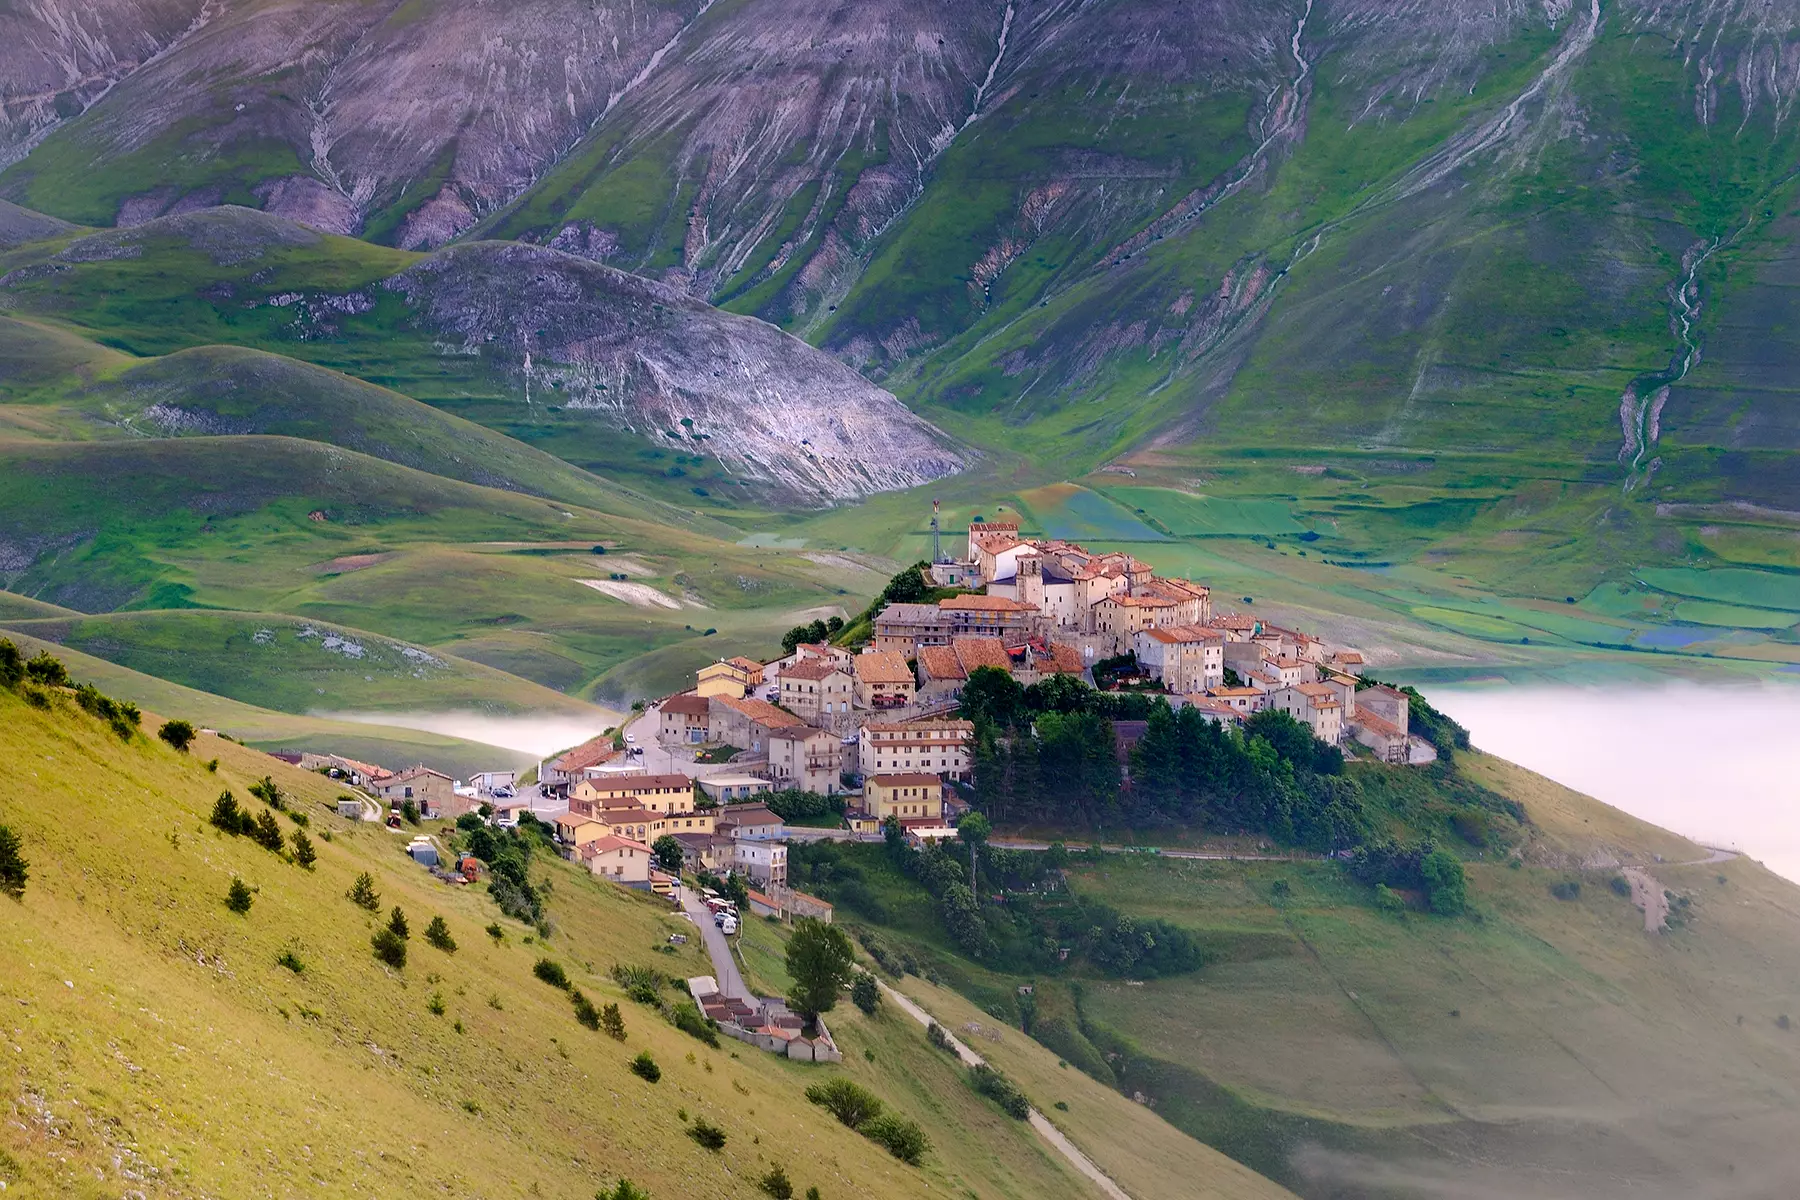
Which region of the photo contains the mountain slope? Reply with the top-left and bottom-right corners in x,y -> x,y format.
0,206 -> 966,503
2,679 -> 1280,1199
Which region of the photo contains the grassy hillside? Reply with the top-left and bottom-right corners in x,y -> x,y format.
788,749 -> 1800,1198
0,625 -> 548,777
0,676 -> 1292,1200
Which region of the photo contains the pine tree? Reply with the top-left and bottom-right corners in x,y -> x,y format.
291,830 -> 317,870
0,824 -> 28,899
424,915 -> 456,952
600,1002 -> 626,1041
225,878 -> 254,914
388,906 -> 410,940
210,791 -> 241,833
347,871 -> 380,910
253,809 -> 285,853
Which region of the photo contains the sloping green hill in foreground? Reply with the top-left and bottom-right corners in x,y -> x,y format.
792,759 -> 1800,1198
0,676 -> 1292,1200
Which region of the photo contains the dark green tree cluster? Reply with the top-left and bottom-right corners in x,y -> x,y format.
781,615 -> 847,655
784,918 -> 856,1034
761,788 -> 846,823
462,818 -> 550,923
210,791 -> 290,855
1345,841 -> 1468,915
72,683 -> 140,740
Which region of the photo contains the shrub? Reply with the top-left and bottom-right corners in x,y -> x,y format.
968,1064 -> 1030,1119
1610,875 -> 1633,898
24,651 -> 69,687
0,825 -> 27,899
758,1165 -> 793,1199
671,1000 -> 720,1047
850,972 -> 881,1016
486,922 -> 505,941
1374,884 -> 1406,915
401,799 -> 420,825
292,831 -> 317,870
927,1022 -> 955,1053
276,949 -> 304,973
629,1051 -> 661,1082
226,878 -> 254,914
599,1182 -> 651,1200
1550,879 -> 1582,901
371,927 -> 407,969
248,775 -> 285,810
284,808 -> 310,826
0,638 -> 20,688
1419,848 -> 1468,916
387,907 -> 410,940
534,958 -> 571,989
347,872 -> 381,910
427,991 -> 447,1016
425,915 -> 456,952
861,1112 -> 930,1164
686,1116 -> 726,1150
157,719 -> 197,751
612,963 -> 662,1004
572,990 -> 602,1030
805,1078 -> 883,1129
253,809 -> 285,853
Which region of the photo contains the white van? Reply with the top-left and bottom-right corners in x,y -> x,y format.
718,914 -> 739,936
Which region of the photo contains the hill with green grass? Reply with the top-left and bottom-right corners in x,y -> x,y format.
784,741 -> 1800,1199
0,657 -> 1295,1200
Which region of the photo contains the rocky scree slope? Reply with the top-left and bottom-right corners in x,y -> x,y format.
0,207 -> 964,502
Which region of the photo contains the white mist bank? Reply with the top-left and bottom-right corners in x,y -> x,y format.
1431,683 -> 1800,884
316,711 -> 618,760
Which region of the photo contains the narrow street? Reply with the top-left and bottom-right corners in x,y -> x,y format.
680,886 -> 754,1005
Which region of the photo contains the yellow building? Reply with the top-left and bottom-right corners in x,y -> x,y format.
696,659 -> 756,699
864,773 -> 944,822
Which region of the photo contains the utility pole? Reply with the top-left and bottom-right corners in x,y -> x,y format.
930,497 -> 944,564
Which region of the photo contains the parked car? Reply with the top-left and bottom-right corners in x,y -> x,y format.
625,732 -> 636,744
718,914 -> 739,935
491,785 -> 515,800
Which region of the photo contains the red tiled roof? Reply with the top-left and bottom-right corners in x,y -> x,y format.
1042,641 -> 1086,674
662,692 -> 711,715
713,696 -> 807,727
1352,709 -> 1404,739
582,835 -> 652,857
551,735 -> 623,773
1101,593 -> 1176,609
871,773 -> 943,788
953,636 -> 1012,673
854,651 -> 913,684
917,644 -> 966,680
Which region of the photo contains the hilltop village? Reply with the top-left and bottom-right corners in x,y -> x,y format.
532,521 -> 1423,895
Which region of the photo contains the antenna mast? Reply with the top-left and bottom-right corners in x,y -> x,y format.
930,498 -> 944,564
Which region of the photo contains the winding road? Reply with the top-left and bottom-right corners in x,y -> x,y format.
1624,847 -> 1738,933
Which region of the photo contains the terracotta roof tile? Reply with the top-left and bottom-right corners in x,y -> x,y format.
854,651 -> 913,684
953,636 -> 1012,673
939,594 -> 1038,613
917,644 -> 966,680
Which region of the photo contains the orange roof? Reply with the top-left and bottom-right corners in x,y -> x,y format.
1041,641 -> 1086,674
1209,686 -> 1261,697
1102,593 -> 1175,609
917,644 -> 966,680
1292,682 -> 1337,698
870,773 -> 943,788
726,656 -> 765,673
968,521 -> 1019,533
662,691 -> 711,715
854,651 -> 914,685
582,835 -> 652,857
768,724 -> 833,742
1210,613 -> 1258,630
587,773 -> 694,792
862,718 -> 974,733
1333,650 -> 1365,664
939,594 -> 1037,613
1145,576 -> 1211,601
1352,709 -> 1404,739
551,735 -> 622,773
714,695 -> 806,727
953,636 -> 1012,673
1141,624 -> 1222,644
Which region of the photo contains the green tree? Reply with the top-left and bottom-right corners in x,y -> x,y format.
0,824 -> 28,899
371,926 -> 407,968
425,915 -> 457,952
600,1002 -> 626,1041
851,972 -> 881,1016
785,917 -> 856,1033
388,906 -> 410,940
1420,849 -> 1468,915
651,834 -> 686,874
957,812 -> 991,888
156,719 -> 197,752
722,872 -> 749,908
400,798 -> 420,825
347,871 -> 381,910
758,1164 -> 794,1199
0,638 -> 22,689
23,651 -> 68,687
960,666 -> 1025,730
292,830 -> 317,870
225,878 -> 254,914
253,809 -> 285,853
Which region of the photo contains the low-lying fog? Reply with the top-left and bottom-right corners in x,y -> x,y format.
1432,683 -> 1800,883
318,711 -> 615,760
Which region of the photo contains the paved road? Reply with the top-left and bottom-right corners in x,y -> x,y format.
622,702 -> 752,781
680,887 -> 754,1005
878,981 -> 1132,1200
